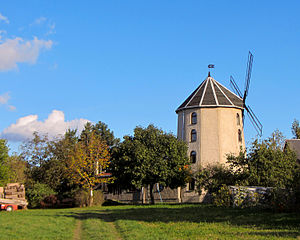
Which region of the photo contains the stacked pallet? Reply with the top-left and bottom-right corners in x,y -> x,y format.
4,183 -> 26,200
0,187 -> 4,198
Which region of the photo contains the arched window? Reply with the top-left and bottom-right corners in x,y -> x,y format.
191,112 -> 197,124
238,129 -> 242,142
191,129 -> 197,142
190,151 -> 196,163
237,113 -> 240,126
189,178 -> 195,191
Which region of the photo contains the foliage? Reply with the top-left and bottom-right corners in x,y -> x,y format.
0,139 -> 10,186
6,154 -> 27,183
22,130 -> 78,195
67,132 -> 112,206
195,164 -> 235,194
111,124 -> 190,204
269,187 -> 296,212
40,195 -> 59,208
230,186 -> 261,208
74,189 -> 104,207
227,130 -> 297,188
212,184 -> 231,207
80,121 -> 120,148
291,119 -> 300,139
26,182 -> 56,208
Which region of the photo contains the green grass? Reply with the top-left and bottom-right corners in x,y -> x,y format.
0,204 -> 299,240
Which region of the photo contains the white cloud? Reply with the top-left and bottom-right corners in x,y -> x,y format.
0,92 -> 10,104
0,92 -> 16,111
46,22 -> 55,36
8,105 -> 16,111
32,17 -> 47,25
0,36 -> 53,71
0,110 -> 90,142
0,13 -> 9,24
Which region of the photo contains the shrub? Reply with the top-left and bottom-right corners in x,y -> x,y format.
230,186 -> 260,208
40,194 -> 58,208
269,187 -> 296,212
212,184 -> 231,207
74,189 -> 89,207
93,190 -> 104,206
26,183 -> 56,208
73,189 -> 104,207
195,165 -> 235,194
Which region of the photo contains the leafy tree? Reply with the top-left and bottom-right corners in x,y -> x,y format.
111,125 -> 190,204
67,132 -> 111,206
195,165 -> 236,194
21,131 -> 79,195
21,132 -> 53,166
6,154 -> 27,184
292,119 -> 300,139
80,121 -> 119,148
40,130 -> 79,194
227,130 -> 297,188
0,139 -> 10,186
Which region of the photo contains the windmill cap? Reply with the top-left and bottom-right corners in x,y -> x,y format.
176,76 -> 244,113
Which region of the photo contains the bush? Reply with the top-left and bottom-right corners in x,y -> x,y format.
40,195 -> 58,208
195,165 -> 235,195
212,184 -> 231,207
74,189 -> 104,207
26,183 -> 56,208
74,189 -> 89,207
93,190 -> 104,206
269,188 -> 296,212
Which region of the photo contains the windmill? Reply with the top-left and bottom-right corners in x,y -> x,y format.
230,51 -> 263,137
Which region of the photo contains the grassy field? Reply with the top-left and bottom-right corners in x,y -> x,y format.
0,204 -> 299,240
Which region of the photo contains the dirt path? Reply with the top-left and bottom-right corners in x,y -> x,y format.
73,219 -> 82,240
108,221 -> 122,240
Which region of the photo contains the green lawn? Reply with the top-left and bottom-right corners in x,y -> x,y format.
0,204 -> 299,240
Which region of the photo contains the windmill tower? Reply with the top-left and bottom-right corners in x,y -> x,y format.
176,52 -> 262,170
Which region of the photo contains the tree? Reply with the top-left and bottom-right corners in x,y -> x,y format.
0,139 -> 10,186
6,154 -> 27,184
292,119 -> 300,139
111,125 -> 190,204
21,131 -> 79,195
67,132 -> 111,206
227,130 -> 297,188
80,121 -> 119,148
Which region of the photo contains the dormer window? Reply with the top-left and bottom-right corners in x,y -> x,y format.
191,112 -> 197,124
191,129 -> 197,142
190,151 -> 196,163
237,113 -> 240,126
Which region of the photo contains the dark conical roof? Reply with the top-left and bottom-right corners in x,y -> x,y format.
176,76 -> 244,113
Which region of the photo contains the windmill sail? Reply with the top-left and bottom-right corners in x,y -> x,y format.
243,51 -> 253,103
245,105 -> 262,137
229,51 -> 263,137
230,76 -> 242,98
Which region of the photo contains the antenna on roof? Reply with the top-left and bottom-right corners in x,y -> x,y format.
208,64 -> 215,77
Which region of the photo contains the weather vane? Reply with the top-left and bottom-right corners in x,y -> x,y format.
208,64 -> 214,77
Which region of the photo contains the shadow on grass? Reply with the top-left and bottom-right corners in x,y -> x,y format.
55,204 -> 300,238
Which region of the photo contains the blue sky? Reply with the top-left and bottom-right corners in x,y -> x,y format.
0,1 -> 300,151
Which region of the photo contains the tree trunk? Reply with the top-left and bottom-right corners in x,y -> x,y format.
150,184 -> 155,204
89,188 -> 94,206
142,186 -> 146,204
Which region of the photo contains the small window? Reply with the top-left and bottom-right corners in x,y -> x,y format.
238,129 -> 242,142
190,151 -> 196,163
191,112 -> 197,124
191,129 -> 197,142
189,178 -> 195,191
237,113 -> 240,126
